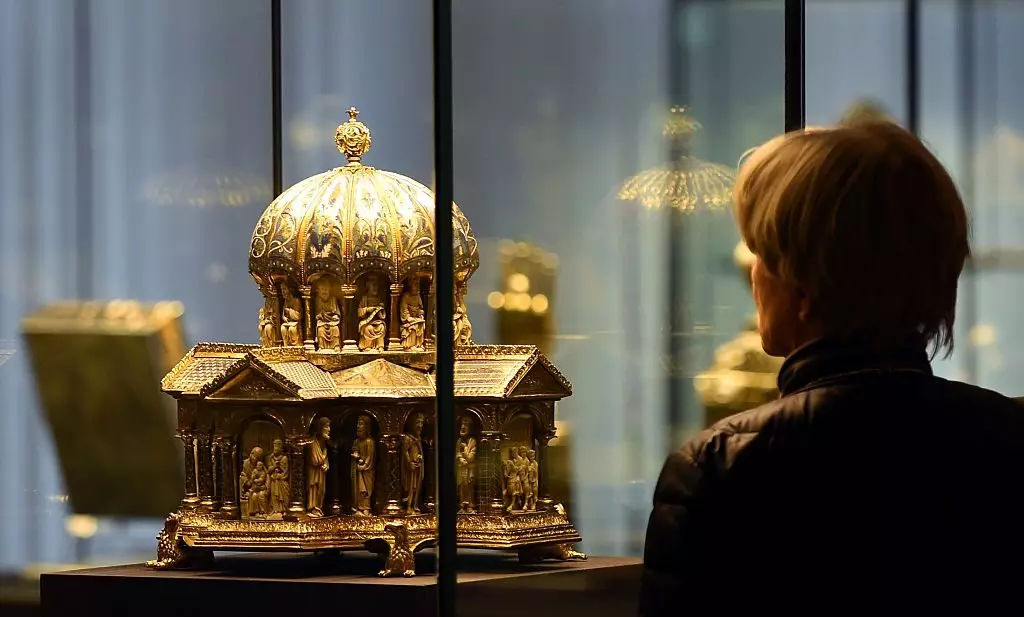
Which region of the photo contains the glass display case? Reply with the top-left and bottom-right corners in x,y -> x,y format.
2,0 -> 1024,614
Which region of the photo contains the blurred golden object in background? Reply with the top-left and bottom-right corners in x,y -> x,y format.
617,106 -> 735,212
489,240 -> 558,356
141,168 -> 273,208
21,300 -> 187,517
694,243 -> 784,426
838,98 -> 894,126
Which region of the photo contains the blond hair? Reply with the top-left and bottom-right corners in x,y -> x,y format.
734,121 -> 970,358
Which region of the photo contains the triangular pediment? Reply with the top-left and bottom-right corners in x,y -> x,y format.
208,367 -> 296,400
508,360 -> 572,399
331,358 -> 434,398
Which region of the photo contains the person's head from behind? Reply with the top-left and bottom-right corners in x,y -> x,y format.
734,121 -> 969,359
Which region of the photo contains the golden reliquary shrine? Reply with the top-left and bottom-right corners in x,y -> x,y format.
148,108 -> 584,576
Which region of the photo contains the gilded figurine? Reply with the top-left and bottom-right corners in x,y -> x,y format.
401,413 -> 425,514
456,417 -> 477,513
399,284 -> 426,351
505,448 -> 528,511
239,446 -> 264,518
351,415 -> 375,515
503,450 -> 523,512
358,276 -> 387,351
525,449 -> 538,511
267,439 -> 289,515
280,285 -> 303,347
307,417 -> 330,517
249,462 -> 270,517
378,521 -> 416,578
453,284 -> 472,346
314,277 -> 342,351
258,307 -> 276,347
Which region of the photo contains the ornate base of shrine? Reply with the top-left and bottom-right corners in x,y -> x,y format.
148,508 -> 583,575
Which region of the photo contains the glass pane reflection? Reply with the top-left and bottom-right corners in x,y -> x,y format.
0,0 -> 271,572
453,0 -> 784,557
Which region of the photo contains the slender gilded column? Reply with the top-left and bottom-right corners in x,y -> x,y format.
178,432 -> 200,509
329,441 -> 342,516
480,432 -> 505,513
217,435 -> 239,519
423,438 -> 436,514
537,431 -> 555,511
388,283 -> 403,349
285,436 -> 309,520
300,285 -> 315,349
197,433 -> 216,511
425,281 -> 436,350
380,434 -> 402,515
341,284 -> 358,351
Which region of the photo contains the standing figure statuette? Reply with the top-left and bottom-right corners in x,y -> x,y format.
456,417 -> 477,513
351,415 -> 376,516
401,413 -> 426,514
525,449 -> 538,511
267,439 -> 289,515
504,447 -> 525,512
306,418 -> 330,518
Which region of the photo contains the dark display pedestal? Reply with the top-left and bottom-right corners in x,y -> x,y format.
40,552 -> 641,617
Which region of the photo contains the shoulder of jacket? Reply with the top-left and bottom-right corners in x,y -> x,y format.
676,398 -> 793,467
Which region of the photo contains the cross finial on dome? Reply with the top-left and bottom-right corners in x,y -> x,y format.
336,107 -> 372,165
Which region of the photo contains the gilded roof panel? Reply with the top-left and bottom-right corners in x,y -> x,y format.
331,358 -> 434,398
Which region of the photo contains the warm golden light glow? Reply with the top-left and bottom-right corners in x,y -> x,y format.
507,273 -> 530,293
531,294 -> 549,314
512,292 -> 532,311
487,291 -> 505,309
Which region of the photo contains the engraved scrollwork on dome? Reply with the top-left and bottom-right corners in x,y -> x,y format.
307,183 -> 345,261
453,205 -> 477,258
268,211 -> 297,257
353,184 -> 393,261
389,178 -> 433,260
250,214 -> 272,259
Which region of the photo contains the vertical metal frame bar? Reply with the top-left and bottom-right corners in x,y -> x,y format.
784,0 -> 805,132
957,0 -> 977,383
432,0 -> 457,614
905,0 -> 920,135
74,0 -> 93,299
665,0 -> 688,453
271,0 -> 283,197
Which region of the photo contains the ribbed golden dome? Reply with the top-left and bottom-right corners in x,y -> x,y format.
248,108 -> 477,353
617,107 -> 735,212
248,107 -> 479,290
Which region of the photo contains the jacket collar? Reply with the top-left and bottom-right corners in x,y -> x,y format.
777,335 -> 933,396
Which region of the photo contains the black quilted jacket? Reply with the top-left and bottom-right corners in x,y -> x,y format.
640,337 -> 1024,615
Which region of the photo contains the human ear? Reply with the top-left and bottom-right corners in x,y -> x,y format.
796,287 -> 813,322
